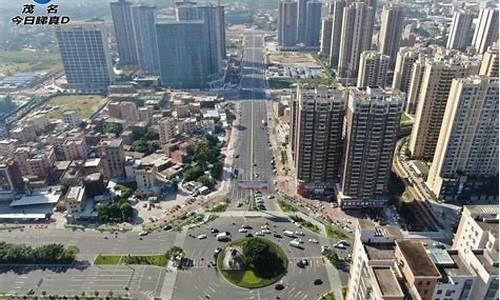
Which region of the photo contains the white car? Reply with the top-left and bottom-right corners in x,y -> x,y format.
255,231 -> 265,236
295,231 -> 305,236
262,229 -> 271,234
238,228 -> 248,233
138,231 -> 148,236
308,238 -> 318,244
197,234 -> 207,240
293,238 -> 303,244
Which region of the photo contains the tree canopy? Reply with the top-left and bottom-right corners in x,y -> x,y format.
0,242 -> 78,264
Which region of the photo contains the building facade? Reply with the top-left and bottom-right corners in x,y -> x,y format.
408,53 -> 480,161
176,2 -> 225,73
378,3 -> 403,67
446,10 -> 474,51
304,0 -> 322,48
426,76 -> 499,201
328,0 -> 346,68
278,0 -> 298,48
357,51 -> 390,88
55,21 -> 114,92
471,7 -> 499,54
292,85 -> 345,196
156,21 -> 210,89
110,0 -> 137,65
337,2 -> 374,81
320,17 -> 333,57
131,5 -> 159,75
339,87 -> 404,208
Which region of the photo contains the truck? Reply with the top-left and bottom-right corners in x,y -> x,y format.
289,240 -> 301,248
216,232 -> 231,241
283,230 -> 295,238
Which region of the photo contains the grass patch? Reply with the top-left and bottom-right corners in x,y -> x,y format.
325,224 -> 347,240
174,214 -> 205,231
248,197 -> 257,211
94,254 -> 168,267
290,215 -> 320,234
0,49 -> 62,78
278,200 -> 296,212
342,287 -> 348,299
208,199 -> 230,212
46,95 -> 106,119
94,255 -> 122,265
281,150 -> 288,165
64,224 -> 86,231
400,113 -> 412,123
319,292 -> 336,300
218,238 -> 288,289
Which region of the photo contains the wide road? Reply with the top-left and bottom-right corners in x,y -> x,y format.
228,32 -> 279,211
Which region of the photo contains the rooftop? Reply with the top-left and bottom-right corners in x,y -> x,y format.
397,240 -> 440,277
372,267 -> 404,297
365,243 -> 396,261
10,187 -> 62,207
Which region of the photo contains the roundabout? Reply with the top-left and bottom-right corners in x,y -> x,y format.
217,237 -> 289,289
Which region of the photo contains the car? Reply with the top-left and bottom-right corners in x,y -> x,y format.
214,247 -> 222,257
163,225 -> 172,231
295,231 -> 305,236
234,154 -> 239,158
308,238 -> 318,244
273,234 -> 282,239
255,231 -> 265,236
313,279 -> 323,285
237,202 -> 243,207
267,195 -> 275,199
321,245 -> 330,254
138,231 -> 148,236
197,234 -> 207,240
238,228 -> 248,233
275,283 -> 285,290
241,224 -> 252,229
296,258 -> 308,268
210,228 -> 219,234
262,229 -> 271,234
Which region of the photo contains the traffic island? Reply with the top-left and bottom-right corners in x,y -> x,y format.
217,237 -> 288,289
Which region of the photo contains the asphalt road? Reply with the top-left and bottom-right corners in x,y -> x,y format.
172,217 -> 331,300
228,32 -> 279,212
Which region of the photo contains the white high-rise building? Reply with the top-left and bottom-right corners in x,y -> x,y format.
471,7 -> 499,54
446,10 -> 474,51
339,87 -> 404,208
427,76 -> 499,201
378,3 -> 403,67
337,2 -> 374,81
55,21 -> 114,92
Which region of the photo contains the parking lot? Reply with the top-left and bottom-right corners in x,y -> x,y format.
0,265 -> 169,300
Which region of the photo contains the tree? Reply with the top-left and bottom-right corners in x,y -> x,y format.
131,140 -> 148,153
210,161 -> 223,179
104,123 -> 122,137
242,238 -> 270,267
198,175 -> 216,189
119,202 -> 133,222
184,165 -> 204,182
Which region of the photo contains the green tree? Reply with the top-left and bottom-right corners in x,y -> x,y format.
119,202 -> 134,221
210,161 -> 223,179
198,175 -> 216,189
104,123 -> 122,136
242,238 -> 270,267
184,165 -> 204,182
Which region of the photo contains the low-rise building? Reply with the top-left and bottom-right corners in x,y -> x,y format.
65,186 -> 87,213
